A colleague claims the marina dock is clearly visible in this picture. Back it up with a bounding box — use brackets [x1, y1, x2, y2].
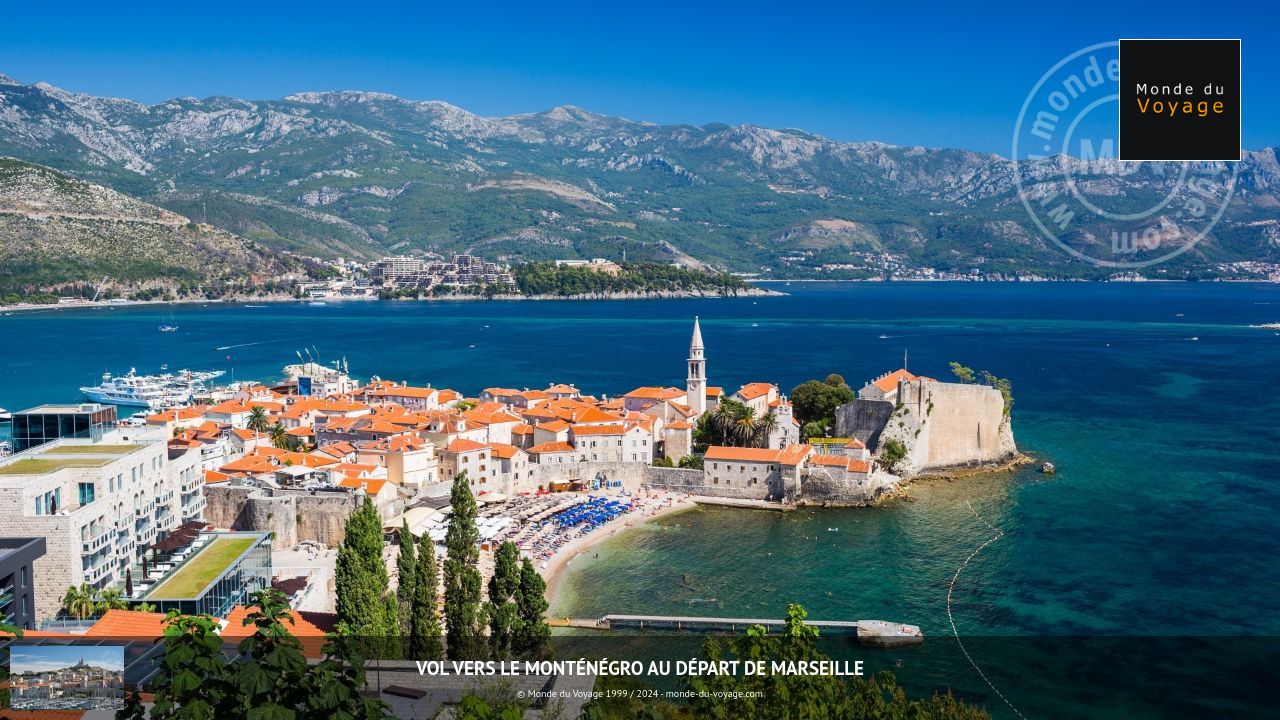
[547, 614, 923, 647]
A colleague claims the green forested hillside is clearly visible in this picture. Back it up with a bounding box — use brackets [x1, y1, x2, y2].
[0, 158, 302, 299]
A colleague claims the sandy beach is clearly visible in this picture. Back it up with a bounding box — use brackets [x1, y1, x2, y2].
[539, 493, 696, 611]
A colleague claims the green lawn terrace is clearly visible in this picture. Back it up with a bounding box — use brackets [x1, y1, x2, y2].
[139, 532, 272, 616]
[0, 443, 142, 475]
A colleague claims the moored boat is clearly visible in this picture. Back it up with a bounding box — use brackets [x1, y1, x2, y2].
[80, 368, 225, 409]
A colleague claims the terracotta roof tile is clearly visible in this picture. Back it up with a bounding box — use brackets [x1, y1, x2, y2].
[871, 369, 917, 393]
[445, 438, 489, 453]
[84, 608, 170, 640]
[527, 441, 575, 454]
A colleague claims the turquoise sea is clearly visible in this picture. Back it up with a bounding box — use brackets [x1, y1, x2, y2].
[2, 282, 1278, 718]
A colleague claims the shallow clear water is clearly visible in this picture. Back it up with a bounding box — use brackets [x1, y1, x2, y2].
[3, 282, 1278, 716]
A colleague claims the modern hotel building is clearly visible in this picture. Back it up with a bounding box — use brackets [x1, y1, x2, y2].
[0, 427, 204, 620]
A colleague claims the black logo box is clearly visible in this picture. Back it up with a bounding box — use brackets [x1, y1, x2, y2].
[1119, 39, 1240, 161]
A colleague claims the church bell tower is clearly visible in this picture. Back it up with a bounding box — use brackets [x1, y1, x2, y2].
[687, 316, 707, 415]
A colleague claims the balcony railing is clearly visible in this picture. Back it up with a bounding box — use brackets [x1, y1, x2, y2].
[81, 527, 116, 554]
[135, 499, 156, 517]
[84, 556, 112, 584]
[181, 496, 206, 518]
[158, 489, 175, 505]
[181, 476, 203, 493]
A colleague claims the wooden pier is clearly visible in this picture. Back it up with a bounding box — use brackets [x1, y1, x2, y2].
[547, 614, 923, 647]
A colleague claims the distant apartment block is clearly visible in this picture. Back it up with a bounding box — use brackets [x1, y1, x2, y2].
[0, 431, 203, 620]
[370, 254, 515, 290]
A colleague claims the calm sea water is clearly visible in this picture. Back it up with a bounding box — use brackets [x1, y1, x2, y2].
[3, 283, 1278, 717]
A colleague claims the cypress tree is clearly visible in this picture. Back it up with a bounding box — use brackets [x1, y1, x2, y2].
[409, 532, 444, 660]
[443, 471, 485, 659]
[486, 540, 521, 658]
[395, 519, 417, 634]
[513, 557, 552, 660]
[336, 497, 396, 653]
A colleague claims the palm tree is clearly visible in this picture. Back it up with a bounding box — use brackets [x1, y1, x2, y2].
[701, 400, 777, 449]
[751, 411, 779, 448]
[246, 405, 270, 433]
[62, 583, 97, 620]
[269, 422, 292, 450]
[97, 587, 129, 612]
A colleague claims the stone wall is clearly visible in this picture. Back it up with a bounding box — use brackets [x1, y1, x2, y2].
[529, 461, 652, 490]
[203, 484, 254, 530]
[244, 494, 298, 550]
[640, 465, 765, 497]
[296, 493, 360, 547]
[799, 469, 897, 506]
[204, 484, 364, 549]
[833, 399, 896, 450]
[835, 379, 1016, 478]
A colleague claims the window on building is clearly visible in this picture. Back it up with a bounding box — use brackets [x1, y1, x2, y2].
[78, 482, 96, 506]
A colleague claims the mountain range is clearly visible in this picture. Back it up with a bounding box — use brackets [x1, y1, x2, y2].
[2, 71, 1279, 284]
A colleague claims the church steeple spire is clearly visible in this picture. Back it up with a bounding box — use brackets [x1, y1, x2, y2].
[687, 316, 707, 415]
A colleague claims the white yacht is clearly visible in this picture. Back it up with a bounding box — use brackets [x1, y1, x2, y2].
[80, 368, 225, 409]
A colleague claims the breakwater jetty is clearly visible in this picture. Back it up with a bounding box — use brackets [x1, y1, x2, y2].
[548, 614, 924, 647]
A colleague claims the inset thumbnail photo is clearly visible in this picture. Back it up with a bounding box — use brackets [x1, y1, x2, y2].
[7, 644, 124, 711]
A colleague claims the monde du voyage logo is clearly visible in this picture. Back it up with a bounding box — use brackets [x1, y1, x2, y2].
[1012, 40, 1241, 269]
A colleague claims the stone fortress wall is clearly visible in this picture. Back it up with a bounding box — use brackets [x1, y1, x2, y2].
[835, 378, 1017, 478]
[203, 484, 375, 550]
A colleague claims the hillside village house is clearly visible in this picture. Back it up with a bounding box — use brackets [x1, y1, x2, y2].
[570, 422, 653, 463]
[703, 445, 813, 499]
[356, 434, 438, 488]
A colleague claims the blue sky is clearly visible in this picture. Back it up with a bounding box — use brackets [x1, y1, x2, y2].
[1, 0, 1273, 154]
[9, 644, 124, 673]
